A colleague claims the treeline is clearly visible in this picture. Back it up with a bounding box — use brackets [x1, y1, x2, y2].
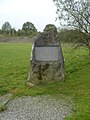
[0, 22, 89, 43]
[0, 21, 88, 44]
[58, 28, 87, 43]
[0, 21, 38, 37]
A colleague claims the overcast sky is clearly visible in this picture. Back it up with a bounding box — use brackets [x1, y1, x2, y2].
[0, 0, 60, 31]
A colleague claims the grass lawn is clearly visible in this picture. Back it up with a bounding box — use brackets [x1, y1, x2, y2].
[0, 43, 90, 119]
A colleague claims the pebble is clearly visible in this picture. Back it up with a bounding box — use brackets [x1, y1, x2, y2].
[0, 95, 73, 120]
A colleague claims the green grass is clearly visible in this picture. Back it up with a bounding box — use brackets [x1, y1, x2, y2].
[0, 103, 5, 112]
[0, 43, 90, 119]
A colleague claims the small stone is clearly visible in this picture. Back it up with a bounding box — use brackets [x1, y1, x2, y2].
[26, 82, 35, 87]
[0, 95, 73, 120]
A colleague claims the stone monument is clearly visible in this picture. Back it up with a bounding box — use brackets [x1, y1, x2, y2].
[27, 24, 64, 85]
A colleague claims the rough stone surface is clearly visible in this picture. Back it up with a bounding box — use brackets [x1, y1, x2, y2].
[28, 62, 64, 84]
[0, 95, 73, 120]
[28, 25, 64, 84]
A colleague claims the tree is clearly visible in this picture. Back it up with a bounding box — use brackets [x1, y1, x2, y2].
[58, 28, 86, 43]
[17, 29, 26, 36]
[22, 22, 37, 36]
[0, 29, 2, 34]
[53, 0, 90, 54]
[2, 22, 12, 32]
[43, 24, 57, 33]
[11, 28, 16, 36]
[43, 24, 58, 41]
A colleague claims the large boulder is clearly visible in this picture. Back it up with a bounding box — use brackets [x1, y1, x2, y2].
[27, 25, 64, 85]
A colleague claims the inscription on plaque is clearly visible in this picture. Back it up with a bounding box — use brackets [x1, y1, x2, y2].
[35, 46, 59, 61]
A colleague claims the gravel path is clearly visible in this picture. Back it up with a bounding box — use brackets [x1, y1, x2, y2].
[0, 95, 73, 120]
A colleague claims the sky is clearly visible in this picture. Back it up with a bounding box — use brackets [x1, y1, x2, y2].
[0, 0, 60, 31]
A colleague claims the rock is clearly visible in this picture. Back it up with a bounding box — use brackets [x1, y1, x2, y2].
[27, 25, 64, 84]
[26, 82, 35, 87]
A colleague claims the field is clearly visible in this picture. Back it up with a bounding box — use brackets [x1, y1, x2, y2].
[0, 43, 90, 119]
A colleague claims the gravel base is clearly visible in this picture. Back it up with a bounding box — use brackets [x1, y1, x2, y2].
[0, 95, 73, 120]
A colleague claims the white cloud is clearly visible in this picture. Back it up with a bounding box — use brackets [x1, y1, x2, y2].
[0, 0, 59, 31]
